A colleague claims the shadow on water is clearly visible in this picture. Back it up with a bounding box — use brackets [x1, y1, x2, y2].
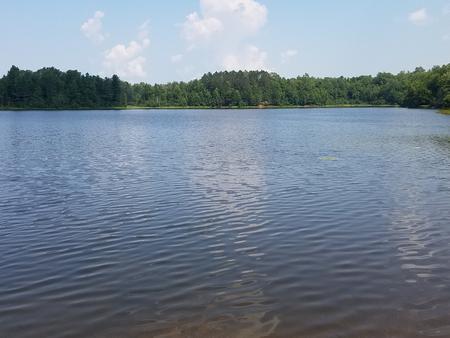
[430, 135, 450, 149]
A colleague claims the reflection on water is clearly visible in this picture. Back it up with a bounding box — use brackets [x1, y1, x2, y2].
[166, 117, 280, 337]
[0, 108, 449, 338]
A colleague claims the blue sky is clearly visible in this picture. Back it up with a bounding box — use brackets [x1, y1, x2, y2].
[1, 0, 449, 83]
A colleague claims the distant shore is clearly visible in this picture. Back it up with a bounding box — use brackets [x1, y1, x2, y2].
[2, 65, 448, 111]
[2, 104, 447, 112]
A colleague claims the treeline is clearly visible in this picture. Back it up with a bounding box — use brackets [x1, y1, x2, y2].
[0, 64, 449, 109]
[128, 65, 449, 108]
[0, 66, 123, 108]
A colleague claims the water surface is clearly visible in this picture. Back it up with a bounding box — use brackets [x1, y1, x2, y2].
[1, 108, 450, 337]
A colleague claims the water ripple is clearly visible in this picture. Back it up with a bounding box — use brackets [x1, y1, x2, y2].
[0, 108, 449, 337]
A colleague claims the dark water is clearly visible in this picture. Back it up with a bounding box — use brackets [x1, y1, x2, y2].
[1, 108, 450, 338]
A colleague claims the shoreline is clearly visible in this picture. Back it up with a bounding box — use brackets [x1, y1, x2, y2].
[1, 104, 447, 112]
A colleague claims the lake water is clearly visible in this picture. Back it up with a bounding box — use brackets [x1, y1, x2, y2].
[1, 108, 450, 338]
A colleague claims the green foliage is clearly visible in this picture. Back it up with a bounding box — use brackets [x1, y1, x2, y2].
[0, 66, 126, 109]
[127, 64, 449, 109]
[1, 64, 449, 109]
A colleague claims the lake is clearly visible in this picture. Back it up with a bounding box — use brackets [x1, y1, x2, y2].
[1, 108, 450, 338]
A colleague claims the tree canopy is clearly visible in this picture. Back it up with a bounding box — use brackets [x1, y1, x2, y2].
[0, 64, 449, 109]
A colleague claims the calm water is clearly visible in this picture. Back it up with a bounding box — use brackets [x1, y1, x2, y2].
[1, 108, 450, 338]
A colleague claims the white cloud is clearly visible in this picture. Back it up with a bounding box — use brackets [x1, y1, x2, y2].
[408, 8, 429, 25]
[180, 0, 269, 72]
[137, 20, 151, 45]
[171, 54, 184, 63]
[103, 22, 150, 80]
[222, 45, 268, 71]
[182, 12, 223, 45]
[104, 43, 147, 78]
[201, 0, 267, 32]
[81, 11, 106, 43]
[182, 0, 267, 46]
[281, 49, 298, 63]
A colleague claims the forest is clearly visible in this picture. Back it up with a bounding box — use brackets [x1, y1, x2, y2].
[0, 64, 449, 109]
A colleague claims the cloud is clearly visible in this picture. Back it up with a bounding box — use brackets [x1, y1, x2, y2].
[202, 0, 267, 31]
[408, 8, 429, 25]
[171, 54, 184, 63]
[137, 20, 151, 45]
[81, 11, 106, 43]
[182, 12, 223, 46]
[103, 22, 150, 80]
[182, 0, 267, 46]
[180, 0, 269, 71]
[281, 49, 298, 63]
[222, 45, 268, 71]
